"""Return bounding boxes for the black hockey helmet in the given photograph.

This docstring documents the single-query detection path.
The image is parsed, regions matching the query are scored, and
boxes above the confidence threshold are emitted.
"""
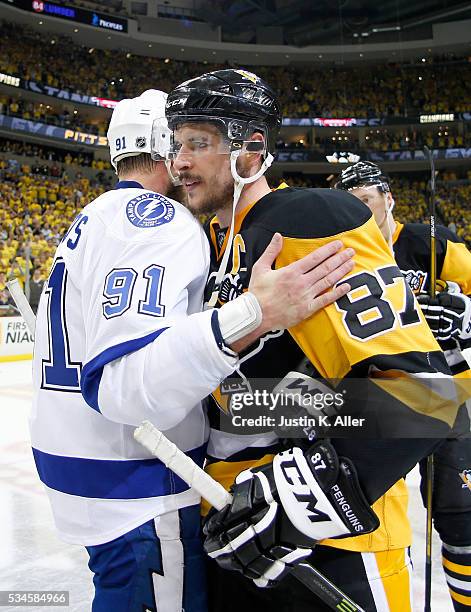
[334,161,390,193]
[165,69,282,154]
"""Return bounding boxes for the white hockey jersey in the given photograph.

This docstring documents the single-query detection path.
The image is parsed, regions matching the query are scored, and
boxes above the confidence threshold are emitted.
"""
[31,180,237,546]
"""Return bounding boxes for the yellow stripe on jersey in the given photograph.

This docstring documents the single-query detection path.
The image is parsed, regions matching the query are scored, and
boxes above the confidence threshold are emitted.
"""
[275,216,440,380]
[442,240,471,295]
[211,384,230,415]
[391,222,403,245]
[209,183,289,262]
[371,370,462,427]
[453,369,471,405]
[209,200,258,262]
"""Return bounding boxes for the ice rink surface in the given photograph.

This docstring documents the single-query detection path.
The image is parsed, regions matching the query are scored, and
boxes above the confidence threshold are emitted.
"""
[0,359,456,611]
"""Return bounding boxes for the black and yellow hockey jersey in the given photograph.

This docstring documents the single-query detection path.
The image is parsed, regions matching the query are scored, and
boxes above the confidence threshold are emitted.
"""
[204,187,462,553]
[392,221,471,375]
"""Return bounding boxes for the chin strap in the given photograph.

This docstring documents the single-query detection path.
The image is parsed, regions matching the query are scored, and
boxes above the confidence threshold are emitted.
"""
[379,197,396,253]
[165,159,183,186]
[206,151,274,308]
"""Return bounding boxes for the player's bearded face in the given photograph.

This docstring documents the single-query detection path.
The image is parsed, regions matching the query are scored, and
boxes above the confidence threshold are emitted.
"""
[165,176,186,203]
[349,186,392,238]
[172,124,234,216]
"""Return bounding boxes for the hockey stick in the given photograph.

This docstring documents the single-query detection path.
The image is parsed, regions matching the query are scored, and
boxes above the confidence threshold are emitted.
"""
[6,278,36,336]
[423,145,437,612]
[134,420,366,612]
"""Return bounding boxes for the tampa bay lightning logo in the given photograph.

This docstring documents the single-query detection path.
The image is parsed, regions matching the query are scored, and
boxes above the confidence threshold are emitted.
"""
[126,192,175,228]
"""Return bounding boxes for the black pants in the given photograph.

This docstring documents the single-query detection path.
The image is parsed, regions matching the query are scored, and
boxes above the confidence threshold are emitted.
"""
[419,437,471,546]
[207,544,413,612]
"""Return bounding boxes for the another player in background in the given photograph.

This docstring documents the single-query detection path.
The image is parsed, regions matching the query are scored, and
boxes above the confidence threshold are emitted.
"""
[164,69,465,612]
[30,89,354,612]
[335,160,471,612]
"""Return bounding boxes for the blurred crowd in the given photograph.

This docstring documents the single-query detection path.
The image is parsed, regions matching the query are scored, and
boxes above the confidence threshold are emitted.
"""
[1,21,470,119]
[0,138,111,171]
[0,96,107,136]
[277,125,469,152]
[362,127,466,152]
[0,164,104,310]
[437,184,471,246]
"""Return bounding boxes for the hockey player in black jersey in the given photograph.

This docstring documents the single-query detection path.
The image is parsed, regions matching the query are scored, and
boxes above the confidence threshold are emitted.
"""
[162,69,466,611]
[335,160,471,612]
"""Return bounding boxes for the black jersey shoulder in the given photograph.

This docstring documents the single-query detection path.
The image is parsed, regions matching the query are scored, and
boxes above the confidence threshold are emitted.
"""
[436,224,466,245]
[399,222,464,245]
[396,222,461,276]
[244,187,372,239]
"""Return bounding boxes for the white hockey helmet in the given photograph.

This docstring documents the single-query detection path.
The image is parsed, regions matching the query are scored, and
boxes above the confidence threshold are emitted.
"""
[107,89,170,171]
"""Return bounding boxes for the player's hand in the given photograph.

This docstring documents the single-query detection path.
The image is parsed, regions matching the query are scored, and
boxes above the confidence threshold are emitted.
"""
[417,290,471,344]
[203,458,313,588]
[203,441,379,588]
[248,233,354,335]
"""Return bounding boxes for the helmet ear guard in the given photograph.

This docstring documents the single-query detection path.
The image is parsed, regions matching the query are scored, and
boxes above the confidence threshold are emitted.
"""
[245,141,265,152]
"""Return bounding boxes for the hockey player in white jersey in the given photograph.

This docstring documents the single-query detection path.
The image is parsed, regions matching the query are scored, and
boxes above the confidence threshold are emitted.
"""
[30,89,355,612]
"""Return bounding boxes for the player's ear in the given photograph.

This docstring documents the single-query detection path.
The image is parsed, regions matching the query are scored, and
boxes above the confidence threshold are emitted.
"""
[246,132,265,153]
[242,133,265,172]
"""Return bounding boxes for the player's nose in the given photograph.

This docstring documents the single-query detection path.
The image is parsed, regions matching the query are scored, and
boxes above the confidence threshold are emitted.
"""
[173,150,193,172]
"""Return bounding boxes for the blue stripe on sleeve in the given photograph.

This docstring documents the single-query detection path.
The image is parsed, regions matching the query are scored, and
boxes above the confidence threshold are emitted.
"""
[81,328,169,413]
[32,445,206,499]
[210,309,224,350]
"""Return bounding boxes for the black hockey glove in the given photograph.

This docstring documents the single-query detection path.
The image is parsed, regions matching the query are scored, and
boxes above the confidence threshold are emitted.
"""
[203,440,379,588]
[417,290,471,345]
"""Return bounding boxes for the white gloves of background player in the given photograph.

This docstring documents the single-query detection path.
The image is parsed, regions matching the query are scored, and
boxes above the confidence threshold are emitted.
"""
[417,282,471,345]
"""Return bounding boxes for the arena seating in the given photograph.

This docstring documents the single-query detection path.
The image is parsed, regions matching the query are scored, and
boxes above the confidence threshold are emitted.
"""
[1,20,469,119]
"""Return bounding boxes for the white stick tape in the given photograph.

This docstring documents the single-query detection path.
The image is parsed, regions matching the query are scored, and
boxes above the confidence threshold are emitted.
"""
[134,421,232,510]
[6,279,36,336]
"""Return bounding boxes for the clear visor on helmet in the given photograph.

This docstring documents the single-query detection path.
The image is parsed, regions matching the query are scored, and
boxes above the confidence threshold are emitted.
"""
[153,115,267,184]
[150,117,172,161]
[163,116,267,160]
